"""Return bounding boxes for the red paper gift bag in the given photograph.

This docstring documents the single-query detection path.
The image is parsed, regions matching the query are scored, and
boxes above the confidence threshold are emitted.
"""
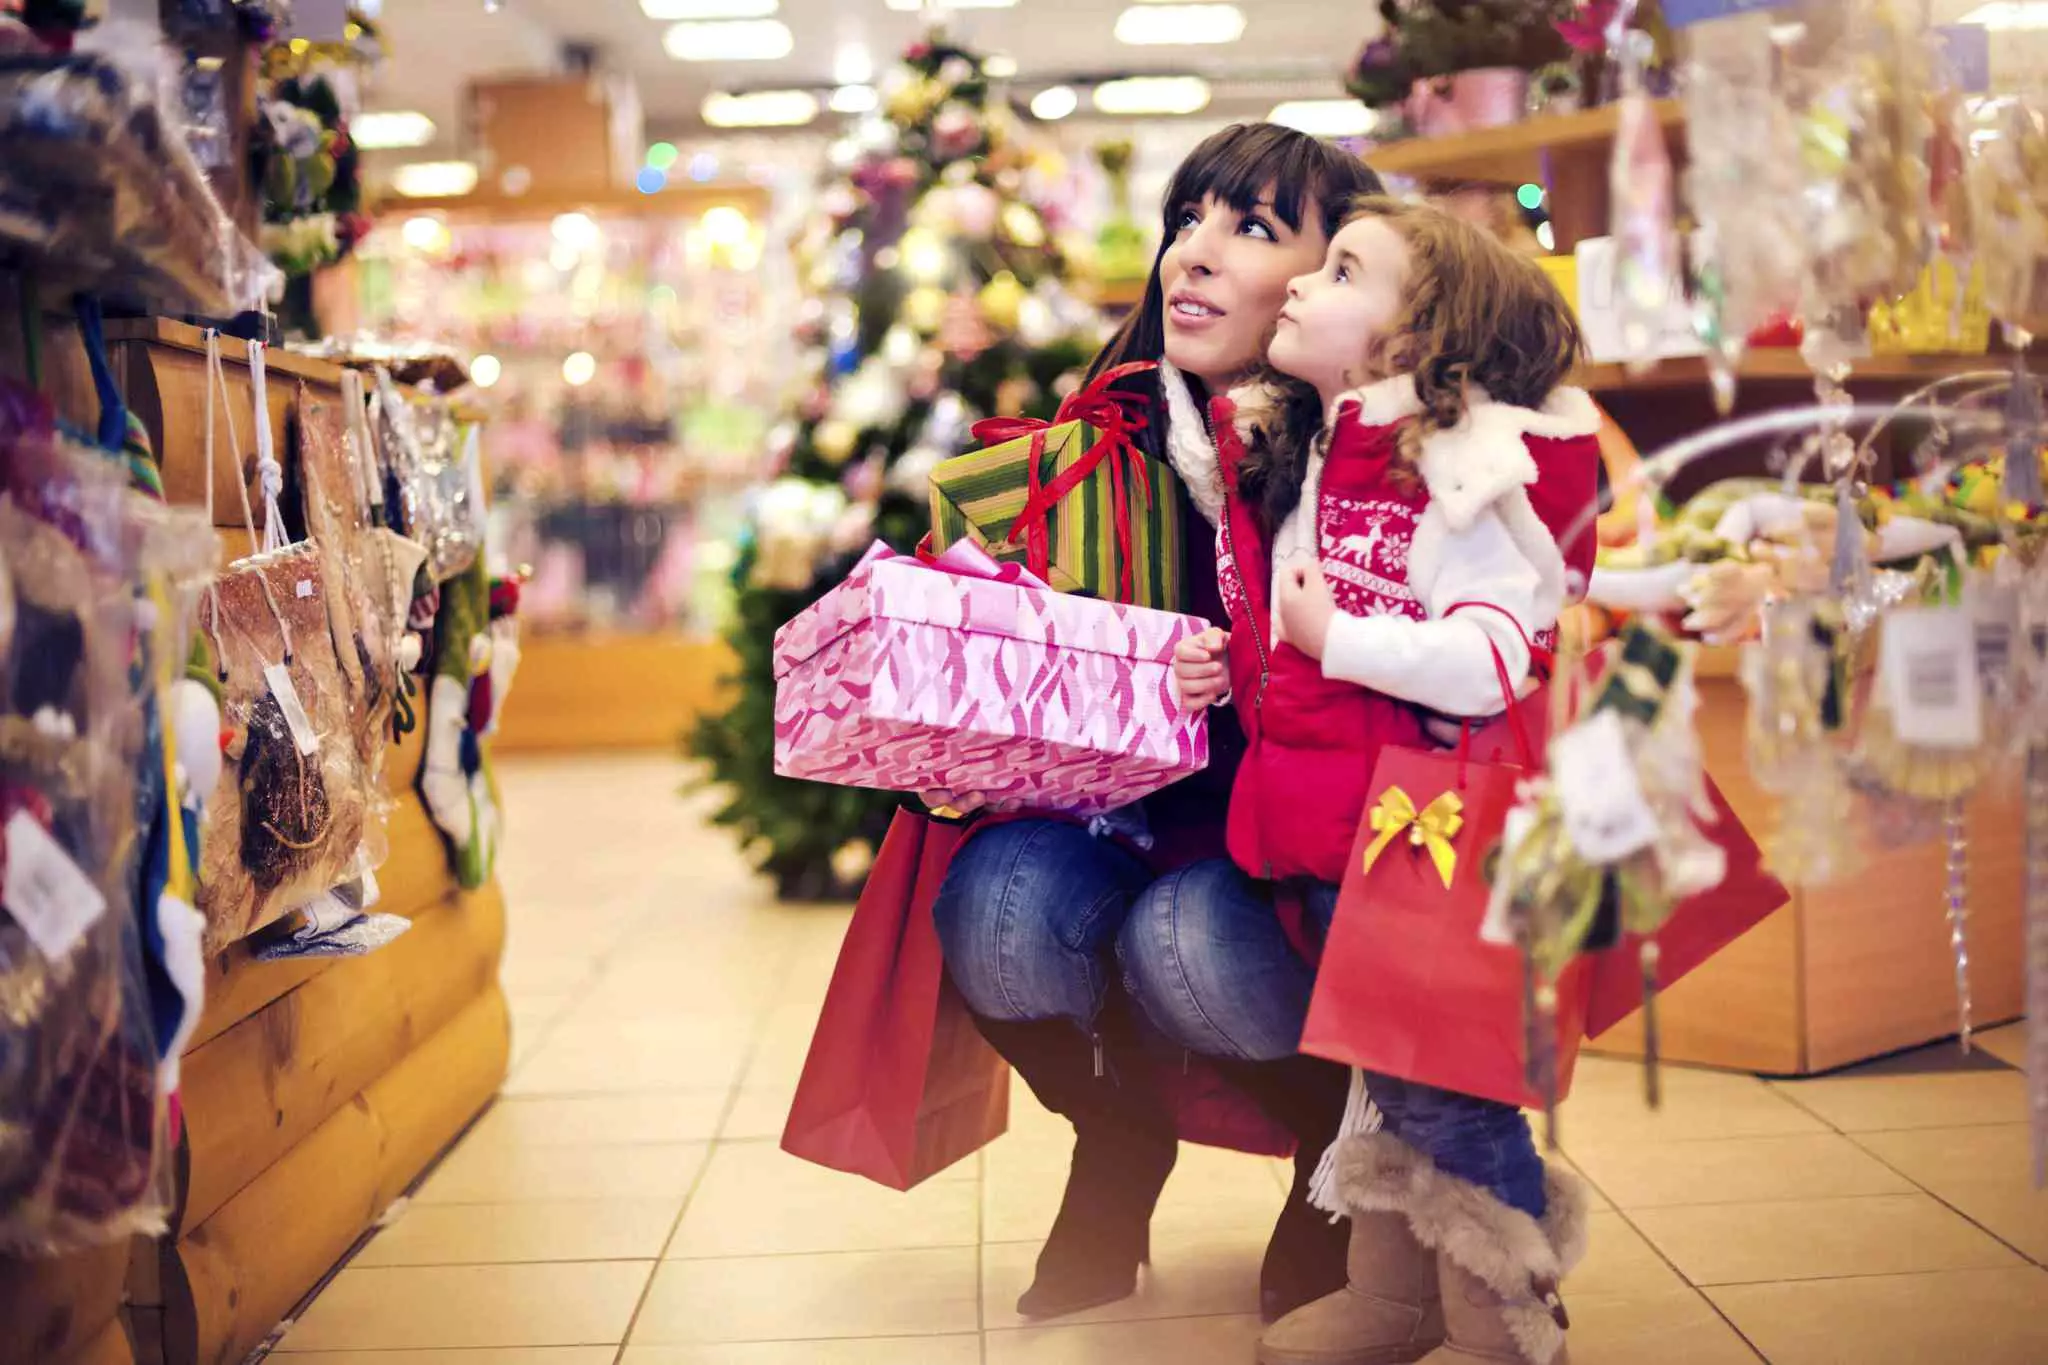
[1301,740,1594,1109]
[780,809,1010,1190]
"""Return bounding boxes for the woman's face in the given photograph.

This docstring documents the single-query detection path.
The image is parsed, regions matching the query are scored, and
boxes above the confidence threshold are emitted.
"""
[1157,187,1331,390]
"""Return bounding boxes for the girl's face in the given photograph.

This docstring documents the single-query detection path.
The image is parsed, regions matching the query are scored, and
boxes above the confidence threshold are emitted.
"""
[1158,187,1331,390]
[1270,216,1411,405]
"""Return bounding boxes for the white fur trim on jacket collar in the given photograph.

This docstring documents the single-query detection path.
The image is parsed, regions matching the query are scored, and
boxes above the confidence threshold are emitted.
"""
[1158,359,1227,524]
[1329,1131,1590,1365]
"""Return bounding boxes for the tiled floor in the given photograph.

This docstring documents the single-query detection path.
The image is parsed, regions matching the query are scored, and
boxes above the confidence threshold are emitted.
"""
[271,755,2048,1365]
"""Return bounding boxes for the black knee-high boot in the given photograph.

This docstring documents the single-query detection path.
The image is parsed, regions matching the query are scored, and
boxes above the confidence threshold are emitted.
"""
[1210,1053,1355,1323]
[972,1000,1179,1320]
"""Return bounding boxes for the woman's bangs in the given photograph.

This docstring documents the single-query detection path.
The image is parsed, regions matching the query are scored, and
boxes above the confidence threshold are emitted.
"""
[1162,125,1317,232]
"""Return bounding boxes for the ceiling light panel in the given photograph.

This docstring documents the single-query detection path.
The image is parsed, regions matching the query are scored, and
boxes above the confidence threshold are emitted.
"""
[1268,100,1377,137]
[1114,3,1244,45]
[1959,2,2048,29]
[702,89,820,126]
[1092,75,1211,115]
[353,110,436,149]
[884,0,1016,10]
[663,19,794,60]
[390,161,478,197]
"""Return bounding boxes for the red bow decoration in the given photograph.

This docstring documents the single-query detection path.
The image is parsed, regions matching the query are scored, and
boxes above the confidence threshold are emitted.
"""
[968,360,1158,604]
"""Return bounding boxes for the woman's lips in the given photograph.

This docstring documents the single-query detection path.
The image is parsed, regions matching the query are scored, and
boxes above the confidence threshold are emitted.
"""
[1168,290,1226,331]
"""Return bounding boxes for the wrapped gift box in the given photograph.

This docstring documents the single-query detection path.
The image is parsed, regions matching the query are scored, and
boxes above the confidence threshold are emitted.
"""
[773,542,1209,817]
[928,365,1184,610]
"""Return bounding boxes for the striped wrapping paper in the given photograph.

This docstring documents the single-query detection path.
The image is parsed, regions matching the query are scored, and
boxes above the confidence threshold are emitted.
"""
[927,419,1186,611]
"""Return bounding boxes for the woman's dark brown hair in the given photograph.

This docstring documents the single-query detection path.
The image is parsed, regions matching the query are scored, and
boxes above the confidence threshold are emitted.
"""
[1085,124,1384,472]
[1238,194,1584,530]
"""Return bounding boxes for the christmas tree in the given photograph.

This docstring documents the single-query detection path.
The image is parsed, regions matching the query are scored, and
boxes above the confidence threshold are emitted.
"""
[687,33,1102,901]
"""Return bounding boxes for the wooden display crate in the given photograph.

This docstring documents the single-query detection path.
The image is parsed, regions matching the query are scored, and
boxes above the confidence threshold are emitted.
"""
[492,633,735,753]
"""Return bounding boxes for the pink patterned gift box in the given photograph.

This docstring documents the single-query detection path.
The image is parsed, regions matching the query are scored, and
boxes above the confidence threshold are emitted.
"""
[773,541,1210,817]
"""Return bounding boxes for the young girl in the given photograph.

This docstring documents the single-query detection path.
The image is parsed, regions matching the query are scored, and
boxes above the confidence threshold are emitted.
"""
[1167,198,1603,1365]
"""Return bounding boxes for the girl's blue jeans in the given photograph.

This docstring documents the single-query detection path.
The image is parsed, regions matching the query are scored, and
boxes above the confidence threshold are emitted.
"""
[931,826,1546,1220]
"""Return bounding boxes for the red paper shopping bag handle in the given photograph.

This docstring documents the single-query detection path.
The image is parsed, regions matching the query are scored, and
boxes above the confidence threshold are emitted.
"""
[1444,601,1547,777]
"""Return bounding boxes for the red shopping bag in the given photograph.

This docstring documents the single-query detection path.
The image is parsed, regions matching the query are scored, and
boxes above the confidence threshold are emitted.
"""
[781,809,1010,1190]
[1300,649,1594,1109]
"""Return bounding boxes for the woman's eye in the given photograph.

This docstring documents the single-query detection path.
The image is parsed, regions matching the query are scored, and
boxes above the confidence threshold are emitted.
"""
[1175,207,1200,233]
[1241,216,1276,242]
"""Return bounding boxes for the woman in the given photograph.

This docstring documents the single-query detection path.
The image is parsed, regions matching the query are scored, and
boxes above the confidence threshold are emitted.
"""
[927,123,1385,1327]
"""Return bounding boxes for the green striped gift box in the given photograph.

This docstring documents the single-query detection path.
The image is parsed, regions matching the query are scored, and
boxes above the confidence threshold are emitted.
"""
[927,419,1186,611]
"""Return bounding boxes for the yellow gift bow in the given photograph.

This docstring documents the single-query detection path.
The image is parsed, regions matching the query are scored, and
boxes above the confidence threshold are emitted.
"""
[1359,787,1465,890]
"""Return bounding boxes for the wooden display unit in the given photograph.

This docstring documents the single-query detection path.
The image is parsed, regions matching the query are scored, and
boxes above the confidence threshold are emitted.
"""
[1588,651,2024,1075]
[0,301,510,1365]
[492,634,734,753]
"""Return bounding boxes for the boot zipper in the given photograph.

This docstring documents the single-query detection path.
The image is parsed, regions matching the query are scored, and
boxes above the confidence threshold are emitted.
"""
[1092,1032,1106,1080]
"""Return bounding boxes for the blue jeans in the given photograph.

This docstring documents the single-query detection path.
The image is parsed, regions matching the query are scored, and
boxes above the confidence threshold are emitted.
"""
[932,819,1153,1027]
[1120,858,1547,1220]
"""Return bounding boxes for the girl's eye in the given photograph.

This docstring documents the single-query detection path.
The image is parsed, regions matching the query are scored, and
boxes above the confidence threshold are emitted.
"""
[1334,264,1351,284]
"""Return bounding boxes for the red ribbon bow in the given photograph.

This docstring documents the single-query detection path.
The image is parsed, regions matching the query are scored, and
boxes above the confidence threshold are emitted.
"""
[967,360,1158,604]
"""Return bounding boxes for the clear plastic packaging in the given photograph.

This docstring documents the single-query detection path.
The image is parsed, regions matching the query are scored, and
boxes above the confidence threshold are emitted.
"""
[369,370,484,584]
[0,41,275,313]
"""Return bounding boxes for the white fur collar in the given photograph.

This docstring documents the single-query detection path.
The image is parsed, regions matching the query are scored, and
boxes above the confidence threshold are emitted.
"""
[1329,376,1599,534]
[1159,359,1229,521]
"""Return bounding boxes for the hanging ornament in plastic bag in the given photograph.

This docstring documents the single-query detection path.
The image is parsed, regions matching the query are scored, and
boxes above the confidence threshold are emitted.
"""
[1740,597,1859,884]
[1608,22,1679,376]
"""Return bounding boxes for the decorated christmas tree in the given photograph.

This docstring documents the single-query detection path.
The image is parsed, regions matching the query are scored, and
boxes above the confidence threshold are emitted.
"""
[687,33,1101,900]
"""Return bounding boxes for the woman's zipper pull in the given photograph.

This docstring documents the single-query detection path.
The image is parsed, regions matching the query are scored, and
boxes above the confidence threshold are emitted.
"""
[1092,1033,1106,1080]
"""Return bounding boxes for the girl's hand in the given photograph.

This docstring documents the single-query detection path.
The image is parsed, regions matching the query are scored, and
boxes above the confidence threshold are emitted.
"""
[1421,674,1542,748]
[1277,563,1337,662]
[1172,628,1231,711]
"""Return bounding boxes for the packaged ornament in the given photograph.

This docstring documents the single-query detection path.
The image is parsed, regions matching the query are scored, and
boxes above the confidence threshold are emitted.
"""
[370,369,484,584]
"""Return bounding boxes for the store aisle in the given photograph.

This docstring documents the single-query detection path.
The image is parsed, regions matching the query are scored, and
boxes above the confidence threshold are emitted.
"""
[268,755,2048,1365]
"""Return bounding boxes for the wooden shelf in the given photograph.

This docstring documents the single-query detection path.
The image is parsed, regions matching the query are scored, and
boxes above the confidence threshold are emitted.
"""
[1572,350,2010,394]
[370,182,774,224]
[1366,100,1686,187]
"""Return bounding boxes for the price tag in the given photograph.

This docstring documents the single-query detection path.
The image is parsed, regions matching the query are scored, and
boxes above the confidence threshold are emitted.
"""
[1550,710,1661,864]
[1479,803,1536,946]
[264,663,321,756]
[1970,580,2018,700]
[5,812,107,960]
[295,578,316,599]
[1878,605,1983,749]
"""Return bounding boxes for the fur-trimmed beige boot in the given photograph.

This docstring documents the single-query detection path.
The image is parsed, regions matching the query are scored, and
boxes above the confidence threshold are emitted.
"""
[1255,1210,1446,1365]
[1322,1132,1590,1365]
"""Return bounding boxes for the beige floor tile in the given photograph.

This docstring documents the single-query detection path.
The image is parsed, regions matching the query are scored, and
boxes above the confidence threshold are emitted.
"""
[1857,1124,2048,1261]
[1631,1193,2022,1286]
[984,1314,1263,1365]
[356,1199,681,1266]
[981,1227,1265,1330]
[414,1139,709,1205]
[468,1093,731,1148]
[1570,1212,1691,1299]
[668,1139,979,1258]
[721,1085,798,1141]
[1973,1021,2028,1069]
[1709,1267,2048,1365]
[619,1339,981,1365]
[277,1352,617,1364]
[1565,1133,1913,1209]
[1770,1063,2026,1132]
[1567,1289,1763,1365]
[984,1134,1281,1244]
[276,1262,651,1352]
[629,1248,981,1344]
[1556,1058,1827,1143]
[506,1020,752,1095]
[1557,1156,1615,1213]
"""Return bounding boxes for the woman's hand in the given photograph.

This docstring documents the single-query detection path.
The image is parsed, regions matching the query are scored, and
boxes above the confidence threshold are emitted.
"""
[1421,673,1542,748]
[1277,563,1337,661]
[1172,627,1231,711]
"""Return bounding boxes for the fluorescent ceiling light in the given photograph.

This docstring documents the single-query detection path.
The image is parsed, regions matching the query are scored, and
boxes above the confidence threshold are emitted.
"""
[663,19,794,60]
[353,110,436,149]
[639,0,774,17]
[1959,2,2048,29]
[1268,99,1376,137]
[702,89,820,127]
[984,54,1018,78]
[1030,85,1079,120]
[831,84,879,114]
[884,0,1015,10]
[1093,75,1210,116]
[390,160,478,197]
[834,44,873,84]
[1114,3,1244,45]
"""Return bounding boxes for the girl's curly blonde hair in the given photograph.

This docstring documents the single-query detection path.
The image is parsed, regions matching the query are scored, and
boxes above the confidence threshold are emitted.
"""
[1235,194,1584,531]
